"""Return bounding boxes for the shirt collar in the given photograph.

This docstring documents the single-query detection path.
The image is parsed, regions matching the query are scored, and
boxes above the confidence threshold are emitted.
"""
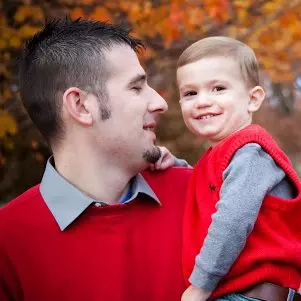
[40,158,160,231]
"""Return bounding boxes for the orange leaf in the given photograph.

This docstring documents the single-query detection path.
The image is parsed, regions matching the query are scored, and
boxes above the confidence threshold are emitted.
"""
[9,36,22,48]
[0,39,7,49]
[89,7,112,22]
[169,2,182,28]
[171,27,181,41]
[3,88,12,100]
[159,90,169,99]
[13,5,43,23]
[35,152,44,163]
[0,155,7,167]
[14,6,32,23]
[2,27,15,40]
[3,52,11,61]
[258,32,274,47]
[0,111,18,138]
[30,6,44,22]
[128,3,142,22]
[138,47,154,61]
[19,25,41,39]
[207,0,229,22]
[291,42,301,58]
[71,7,86,20]
[79,0,94,4]
[160,20,173,48]
[31,140,39,150]
[0,65,10,79]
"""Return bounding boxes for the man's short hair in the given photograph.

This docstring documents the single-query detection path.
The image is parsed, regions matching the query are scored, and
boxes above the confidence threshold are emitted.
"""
[19,18,144,146]
[177,36,260,88]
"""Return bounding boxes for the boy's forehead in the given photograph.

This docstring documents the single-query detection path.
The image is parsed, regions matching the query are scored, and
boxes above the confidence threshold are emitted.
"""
[177,56,241,85]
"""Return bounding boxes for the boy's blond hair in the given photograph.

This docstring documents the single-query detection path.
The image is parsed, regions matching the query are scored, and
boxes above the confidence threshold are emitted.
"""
[177,36,260,88]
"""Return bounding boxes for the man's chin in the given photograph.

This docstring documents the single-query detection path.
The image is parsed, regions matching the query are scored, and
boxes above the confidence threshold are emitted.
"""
[143,146,161,164]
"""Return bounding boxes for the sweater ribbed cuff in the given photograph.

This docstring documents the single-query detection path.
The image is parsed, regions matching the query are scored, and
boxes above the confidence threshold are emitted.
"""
[173,156,191,168]
[189,265,221,292]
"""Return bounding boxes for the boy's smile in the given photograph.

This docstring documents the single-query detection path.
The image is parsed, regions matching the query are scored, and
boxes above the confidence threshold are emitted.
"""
[177,56,264,146]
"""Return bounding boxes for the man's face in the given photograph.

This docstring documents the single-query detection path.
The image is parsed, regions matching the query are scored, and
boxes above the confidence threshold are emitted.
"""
[93,45,168,167]
[177,56,254,146]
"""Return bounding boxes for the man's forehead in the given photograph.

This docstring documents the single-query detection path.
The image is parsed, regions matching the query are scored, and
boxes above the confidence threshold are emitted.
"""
[105,44,144,75]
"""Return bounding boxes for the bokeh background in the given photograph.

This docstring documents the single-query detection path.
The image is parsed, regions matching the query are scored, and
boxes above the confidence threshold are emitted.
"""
[1,0,301,204]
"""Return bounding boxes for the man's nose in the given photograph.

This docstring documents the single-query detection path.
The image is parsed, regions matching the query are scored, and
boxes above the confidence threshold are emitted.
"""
[148,88,168,113]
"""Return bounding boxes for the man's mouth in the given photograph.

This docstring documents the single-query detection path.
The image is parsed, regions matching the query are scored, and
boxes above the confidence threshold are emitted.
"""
[143,123,156,131]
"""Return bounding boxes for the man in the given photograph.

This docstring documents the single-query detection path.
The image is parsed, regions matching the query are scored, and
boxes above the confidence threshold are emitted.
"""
[0,19,191,300]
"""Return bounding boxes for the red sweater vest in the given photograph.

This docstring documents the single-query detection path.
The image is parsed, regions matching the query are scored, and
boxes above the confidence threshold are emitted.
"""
[182,125,301,298]
[0,167,192,301]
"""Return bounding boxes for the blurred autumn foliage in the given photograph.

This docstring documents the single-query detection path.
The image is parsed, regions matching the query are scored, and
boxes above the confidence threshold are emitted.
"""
[1,0,301,203]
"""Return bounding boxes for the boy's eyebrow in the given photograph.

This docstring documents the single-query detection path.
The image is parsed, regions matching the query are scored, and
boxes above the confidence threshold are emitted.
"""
[179,84,196,92]
[128,73,147,85]
[208,79,228,85]
[179,79,228,91]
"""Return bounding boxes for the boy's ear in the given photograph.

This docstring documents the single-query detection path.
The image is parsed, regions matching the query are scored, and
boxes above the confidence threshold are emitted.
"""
[248,86,265,113]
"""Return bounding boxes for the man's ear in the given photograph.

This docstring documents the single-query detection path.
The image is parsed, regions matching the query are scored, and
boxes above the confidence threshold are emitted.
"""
[62,87,93,126]
[248,86,265,113]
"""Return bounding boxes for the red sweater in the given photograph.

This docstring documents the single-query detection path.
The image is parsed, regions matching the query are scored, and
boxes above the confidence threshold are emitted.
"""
[0,167,191,301]
[183,125,301,298]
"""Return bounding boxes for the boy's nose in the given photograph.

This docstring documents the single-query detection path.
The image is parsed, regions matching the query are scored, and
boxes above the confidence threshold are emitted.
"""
[194,94,213,108]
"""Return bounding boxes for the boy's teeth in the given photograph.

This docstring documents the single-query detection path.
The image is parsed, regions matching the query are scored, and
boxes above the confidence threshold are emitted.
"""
[199,114,215,119]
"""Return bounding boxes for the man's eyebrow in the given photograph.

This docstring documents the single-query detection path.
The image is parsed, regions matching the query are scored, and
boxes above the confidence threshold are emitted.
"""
[128,74,147,85]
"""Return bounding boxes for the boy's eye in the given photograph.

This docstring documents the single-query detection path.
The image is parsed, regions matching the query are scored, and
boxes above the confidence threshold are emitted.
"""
[183,91,197,97]
[213,86,225,92]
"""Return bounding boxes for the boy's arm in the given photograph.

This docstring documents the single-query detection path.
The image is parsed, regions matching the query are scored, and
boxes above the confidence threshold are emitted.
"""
[151,146,191,170]
[189,143,290,292]
[174,156,191,167]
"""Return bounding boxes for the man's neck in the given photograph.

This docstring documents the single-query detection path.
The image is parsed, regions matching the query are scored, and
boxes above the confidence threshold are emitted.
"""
[52,149,136,205]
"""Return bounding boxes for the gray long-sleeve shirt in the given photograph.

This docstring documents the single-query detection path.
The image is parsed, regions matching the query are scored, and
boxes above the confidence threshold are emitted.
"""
[189,143,294,291]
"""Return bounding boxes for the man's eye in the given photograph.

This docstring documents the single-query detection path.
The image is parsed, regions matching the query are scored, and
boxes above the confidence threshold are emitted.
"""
[183,91,197,97]
[213,86,225,92]
[132,87,142,93]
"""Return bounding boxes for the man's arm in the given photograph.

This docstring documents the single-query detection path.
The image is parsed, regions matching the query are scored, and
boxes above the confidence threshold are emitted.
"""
[0,218,23,301]
[0,249,22,301]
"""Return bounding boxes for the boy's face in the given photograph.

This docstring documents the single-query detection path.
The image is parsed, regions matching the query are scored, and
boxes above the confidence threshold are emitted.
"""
[177,56,262,146]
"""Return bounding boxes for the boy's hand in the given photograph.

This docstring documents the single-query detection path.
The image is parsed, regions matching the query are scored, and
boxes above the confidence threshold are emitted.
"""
[181,285,211,301]
[150,146,175,171]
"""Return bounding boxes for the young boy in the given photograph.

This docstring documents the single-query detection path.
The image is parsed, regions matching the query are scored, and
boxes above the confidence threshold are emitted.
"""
[158,37,301,301]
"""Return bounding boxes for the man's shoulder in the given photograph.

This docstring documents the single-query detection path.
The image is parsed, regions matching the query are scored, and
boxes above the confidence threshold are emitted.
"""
[142,167,192,189]
[0,185,49,255]
[141,167,192,206]
[142,166,192,180]
[0,184,42,224]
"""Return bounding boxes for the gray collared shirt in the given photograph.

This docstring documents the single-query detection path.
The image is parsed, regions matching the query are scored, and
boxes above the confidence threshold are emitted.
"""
[40,158,160,231]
